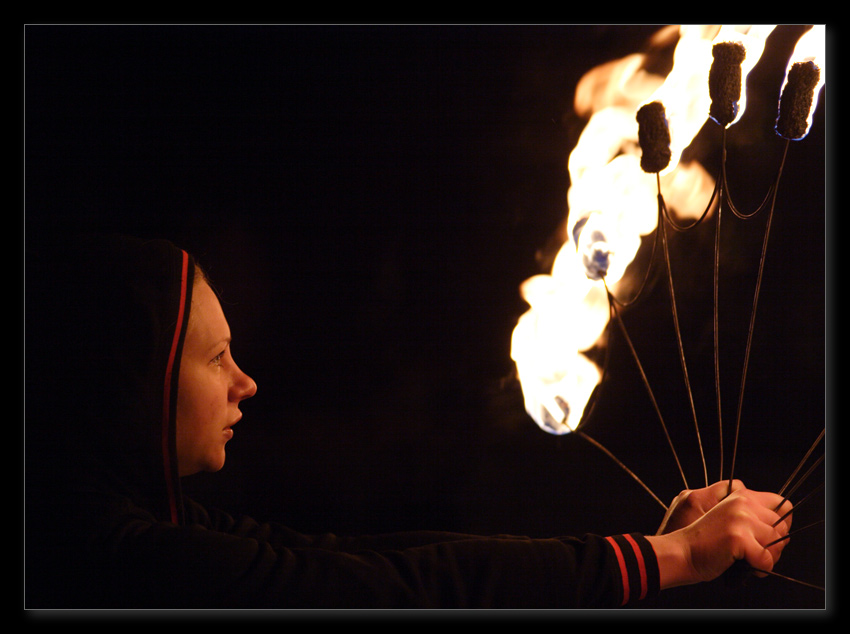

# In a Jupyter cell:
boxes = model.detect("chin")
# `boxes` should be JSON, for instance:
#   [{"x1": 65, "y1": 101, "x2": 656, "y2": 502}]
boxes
[{"x1": 207, "y1": 454, "x2": 227, "y2": 473}]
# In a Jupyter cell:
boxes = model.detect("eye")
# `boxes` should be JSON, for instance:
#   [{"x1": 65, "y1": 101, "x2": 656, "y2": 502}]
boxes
[{"x1": 210, "y1": 350, "x2": 226, "y2": 367}]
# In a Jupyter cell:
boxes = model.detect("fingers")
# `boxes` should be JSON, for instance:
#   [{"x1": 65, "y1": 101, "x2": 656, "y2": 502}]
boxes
[
  {"x1": 658, "y1": 480, "x2": 752, "y2": 535},
  {"x1": 696, "y1": 479, "x2": 745, "y2": 505},
  {"x1": 772, "y1": 496, "x2": 794, "y2": 531},
  {"x1": 721, "y1": 491, "x2": 792, "y2": 574},
  {"x1": 743, "y1": 538, "x2": 780, "y2": 576},
  {"x1": 724, "y1": 479, "x2": 745, "y2": 496},
  {"x1": 665, "y1": 481, "x2": 796, "y2": 584},
  {"x1": 734, "y1": 489, "x2": 793, "y2": 532},
  {"x1": 742, "y1": 516, "x2": 788, "y2": 575}
]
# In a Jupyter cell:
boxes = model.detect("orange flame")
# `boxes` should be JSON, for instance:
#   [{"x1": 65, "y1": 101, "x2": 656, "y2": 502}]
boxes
[
  {"x1": 779, "y1": 25, "x2": 825, "y2": 139},
  {"x1": 511, "y1": 26, "x2": 787, "y2": 434}
]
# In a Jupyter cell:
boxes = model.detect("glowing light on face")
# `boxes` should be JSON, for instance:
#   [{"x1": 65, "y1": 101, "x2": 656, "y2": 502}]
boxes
[{"x1": 510, "y1": 26, "x2": 789, "y2": 434}]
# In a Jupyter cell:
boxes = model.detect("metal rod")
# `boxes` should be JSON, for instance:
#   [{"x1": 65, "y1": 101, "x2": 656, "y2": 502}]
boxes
[
  {"x1": 714, "y1": 152, "x2": 724, "y2": 482},
  {"x1": 727, "y1": 140, "x2": 790, "y2": 494},
  {"x1": 604, "y1": 278, "x2": 690, "y2": 490},
  {"x1": 777, "y1": 428, "x2": 825, "y2": 498},
  {"x1": 748, "y1": 567, "x2": 825, "y2": 592},
  {"x1": 660, "y1": 195, "x2": 708, "y2": 487},
  {"x1": 576, "y1": 430, "x2": 668, "y2": 511},
  {"x1": 765, "y1": 519, "x2": 824, "y2": 548},
  {"x1": 773, "y1": 481, "x2": 824, "y2": 528},
  {"x1": 774, "y1": 454, "x2": 825, "y2": 513}
]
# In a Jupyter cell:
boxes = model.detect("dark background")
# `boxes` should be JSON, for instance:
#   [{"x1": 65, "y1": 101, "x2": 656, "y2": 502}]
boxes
[{"x1": 24, "y1": 24, "x2": 827, "y2": 610}]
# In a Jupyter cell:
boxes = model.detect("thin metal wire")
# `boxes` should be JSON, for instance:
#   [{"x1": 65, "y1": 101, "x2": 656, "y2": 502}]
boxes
[
  {"x1": 773, "y1": 481, "x2": 824, "y2": 528},
  {"x1": 564, "y1": 82, "x2": 821, "y2": 599},
  {"x1": 765, "y1": 519, "x2": 825, "y2": 548},
  {"x1": 576, "y1": 430, "x2": 668, "y2": 511},
  {"x1": 777, "y1": 428, "x2": 825, "y2": 499},
  {"x1": 604, "y1": 277, "x2": 690, "y2": 490},
  {"x1": 748, "y1": 567, "x2": 825, "y2": 592},
  {"x1": 713, "y1": 173, "x2": 724, "y2": 482},
  {"x1": 726, "y1": 139, "x2": 791, "y2": 494},
  {"x1": 660, "y1": 170, "x2": 720, "y2": 232},
  {"x1": 606, "y1": 214, "x2": 662, "y2": 309},
  {"x1": 659, "y1": 193, "x2": 709, "y2": 488},
  {"x1": 721, "y1": 128, "x2": 781, "y2": 221},
  {"x1": 775, "y1": 454, "x2": 824, "y2": 512},
  {"x1": 732, "y1": 427, "x2": 824, "y2": 590}
]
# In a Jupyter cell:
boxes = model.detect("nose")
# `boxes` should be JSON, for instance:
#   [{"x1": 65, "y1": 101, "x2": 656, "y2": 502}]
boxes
[{"x1": 230, "y1": 363, "x2": 257, "y2": 402}]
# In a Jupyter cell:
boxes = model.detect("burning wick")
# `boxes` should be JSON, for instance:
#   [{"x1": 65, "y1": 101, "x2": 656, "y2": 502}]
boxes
[
  {"x1": 635, "y1": 98, "x2": 711, "y2": 487},
  {"x1": 581, "y1": 231, "x2": 612, "y2": 281},
  {"x1": 708, "y1": 41, "x2": 746, "y2": 126},
  {"x1": 776, "y1": 60, "x2": 821, "y2": 140},
  {"x1": 512, "y1": 25, "x2": 825, "y2": 594},
  {"x1": 636, "y1": 101, "x2": 672, "y2": 174},
  {"x1": 512, "y1": 23, "x2": 822, "y2": 494}
]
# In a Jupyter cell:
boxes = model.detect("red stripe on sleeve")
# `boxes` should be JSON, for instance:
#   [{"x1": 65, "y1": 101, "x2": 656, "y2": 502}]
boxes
[
  {"x1": 605, "y1": 535, "x2": 630, "y2": 606},
  {"x1": 623, "y1": 533, "x2": 649, "y2": 600}
]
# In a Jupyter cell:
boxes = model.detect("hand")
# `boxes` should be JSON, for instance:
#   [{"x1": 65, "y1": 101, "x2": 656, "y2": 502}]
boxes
[
  {"x1": 656, "y1": 479, "x2": 745, "y2": 535},
  {"x1": 647, "y1": 482, "x2": 792, "y2": 589}
]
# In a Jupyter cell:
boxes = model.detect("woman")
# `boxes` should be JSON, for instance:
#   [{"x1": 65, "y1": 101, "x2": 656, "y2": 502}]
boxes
[{"x1": 25, "y1": 234, "x2": 791, "y2": 608}]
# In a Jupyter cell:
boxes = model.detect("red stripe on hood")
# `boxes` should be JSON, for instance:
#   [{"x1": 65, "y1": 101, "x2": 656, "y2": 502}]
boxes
[{"x1": 161, "y1": 250, "x2": 190, "y2": 524}]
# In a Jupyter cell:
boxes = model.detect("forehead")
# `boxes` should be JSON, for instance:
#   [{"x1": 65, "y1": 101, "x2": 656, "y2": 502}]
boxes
[{"x1": 186, "y1": 279, "x2": 230, "y2": 348}]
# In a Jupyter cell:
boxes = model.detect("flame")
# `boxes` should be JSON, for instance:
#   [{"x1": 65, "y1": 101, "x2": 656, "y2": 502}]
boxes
[
  {"x1": 511, "y1": 26, "x2": 785, "y2": 434},
  {"x1": 779, "y1": 25, "x2": 826, "y2": 139}
]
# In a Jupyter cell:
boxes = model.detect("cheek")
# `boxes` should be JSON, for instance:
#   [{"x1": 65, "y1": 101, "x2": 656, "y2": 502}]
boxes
[
  {"x1": 177, "y1": 369, "x2": 207, "y2": 432},
  {"x1": 177, "y1": 373, "x2": 224, "y2": 440},
  {"x1": 176, "y1": 374, "x2": 230, "y2": 475},
  {"x1": 179, "y1": 375, "x2": 225, "y2": 425}
]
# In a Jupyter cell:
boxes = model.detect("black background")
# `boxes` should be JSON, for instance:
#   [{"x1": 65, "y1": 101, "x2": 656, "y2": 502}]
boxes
[{"x1": 24, "y1": 24, "x2": 827, "y2": 610}]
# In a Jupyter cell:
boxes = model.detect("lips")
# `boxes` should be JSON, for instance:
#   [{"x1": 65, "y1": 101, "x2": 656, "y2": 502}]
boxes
[{"x1": 223, "y1": 411, "x2": 242, "y2": 439}]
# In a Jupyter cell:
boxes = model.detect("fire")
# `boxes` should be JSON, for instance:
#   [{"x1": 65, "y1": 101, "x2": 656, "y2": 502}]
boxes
[
  {"x1": 778, "y1": 25, "x2": 825, "y2": 140},
  {"x1": 510, "y1": 25, "x2": 797, "y2": 435}
]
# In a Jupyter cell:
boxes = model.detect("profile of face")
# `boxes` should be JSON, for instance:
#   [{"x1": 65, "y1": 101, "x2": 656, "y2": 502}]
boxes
[{"x1": 176, "y1": 276, "x2": 257, "y2": 477}]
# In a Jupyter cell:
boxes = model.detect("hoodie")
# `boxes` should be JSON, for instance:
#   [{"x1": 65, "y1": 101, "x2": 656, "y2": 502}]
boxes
[{"x1": 25, "y1": 234, "x2": 659, "y2": 609}]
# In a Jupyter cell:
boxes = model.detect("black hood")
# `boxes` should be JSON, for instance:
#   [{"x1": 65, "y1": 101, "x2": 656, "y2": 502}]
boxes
[{"x1": 26, "y1": 234, "x2": 195, "y2": 525}]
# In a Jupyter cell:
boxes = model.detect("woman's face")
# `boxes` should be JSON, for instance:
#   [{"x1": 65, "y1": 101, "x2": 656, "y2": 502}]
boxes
[{"x1": 176, "y1": 278, "x2": 257, "y2": 477}]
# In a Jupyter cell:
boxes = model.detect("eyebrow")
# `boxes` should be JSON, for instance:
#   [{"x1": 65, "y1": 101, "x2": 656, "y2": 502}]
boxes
[{"x1": 206, "y1": 336, "x2": 232, "y2": 355}]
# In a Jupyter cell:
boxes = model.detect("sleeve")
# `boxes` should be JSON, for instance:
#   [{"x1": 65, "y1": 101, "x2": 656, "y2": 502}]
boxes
[
  {"x1": 604, "y1": 533, "x2": 661, "y2": 606},
  {"x1": 86, "y1": 496, "x2": 658, "y2": 609}
]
